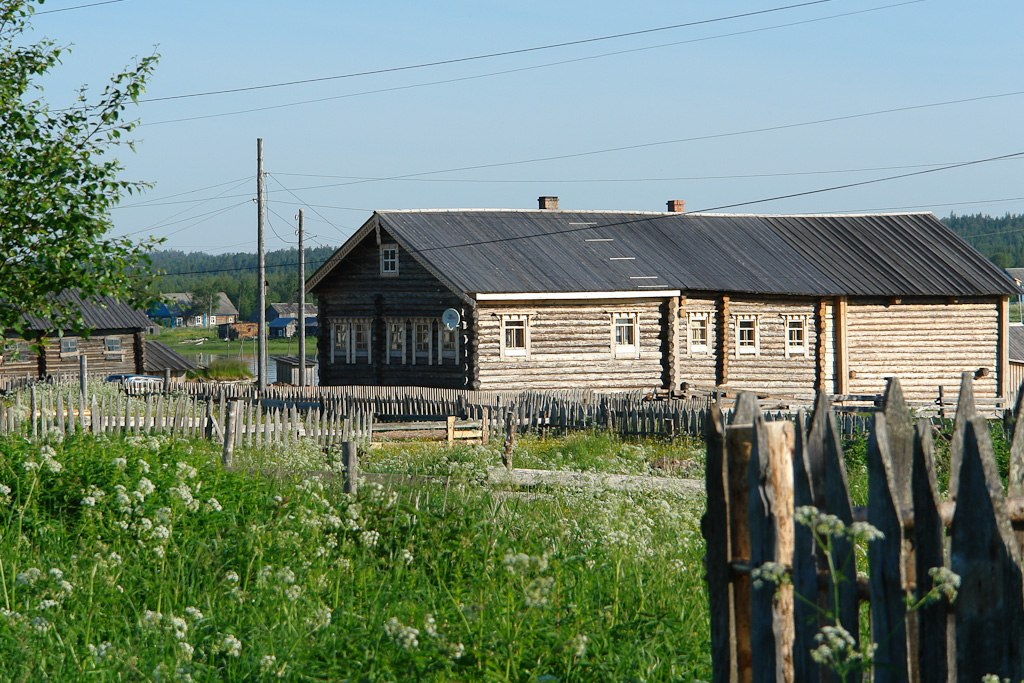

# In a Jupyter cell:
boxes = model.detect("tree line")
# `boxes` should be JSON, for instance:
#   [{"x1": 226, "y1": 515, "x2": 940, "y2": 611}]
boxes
[
  {"x1": 149, "y1": 246, "x2": 336, "y2": 321},
  {"x1": 942, "y1": 213, "x2": 1024, "y2": 268}
]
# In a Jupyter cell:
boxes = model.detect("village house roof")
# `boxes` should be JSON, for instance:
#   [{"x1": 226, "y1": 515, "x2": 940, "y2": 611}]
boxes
[
  {"x1": 155, "y1": 292, "x2": 239, "y2": 317},
  {"x1": 22, "y1": 291, "x2": 152, "y2": 332},
  {"x1": 267, "y1": 303, "x2": 318, "y2": 320},
  {"x1": 143, "y1": 340, "x2": 197, "y2": 373},
  {"x1": 308, "y1": 209, "x2": 1019, "y2": 300}
]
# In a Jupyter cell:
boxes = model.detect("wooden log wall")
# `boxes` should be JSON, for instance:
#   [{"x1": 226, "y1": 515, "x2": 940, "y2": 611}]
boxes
[
  {"x1": 845, "y1": 300, "x2": 1000, "y2": 403},
  {"x1": 40, "y1": 333, "x2": 140, "y2": 377},
  {"x1": 679, "y1": 296, "x2": 719, "y2": 390},
  {"x1": 311, "y1": 222, "x2": 470, "y2": 388},
  {"x1": 725, "y1": 298, "x2": 819, "y2": 398},
  {"x1": 704, "y1": 374, "x2": 1024, "y2": 682},
  {"x1": 474, "y1": 300, "x2": 666, "y2": 392}
]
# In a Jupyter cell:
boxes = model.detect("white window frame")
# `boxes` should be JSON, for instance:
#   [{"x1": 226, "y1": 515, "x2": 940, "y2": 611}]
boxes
[
  {"x1": 734, "y1": 315, "x2": 760, "y2": 356},
  {"x1": 386, "y1": 319, "x2": 407, "y2": 365},
  {"x1": 785, "y1": 315, "x2": 809, "y2": 358},
  {"x1": 412, "y1": 318, "x2": 433, "y2": 365},
  {"x1": 194, "y1": 315, "x2": 203, "y2": 326},
  {"x1": 611, "y1": 312, "x2": 640, "y2": 359},
  {"x1": 210, "y1": 315, "x2": 217, "y2": 326},
  {"x1": 500, "y1": 315, "x2": 530, "y2": 359},
  {"x1": 687, "y1": 311, "x2": 710, "y2": 355},
  {"x1": 380, "y1": 243, "x2": 399, "y2": 277},
  {"x1": 175, "y1": 317, "x2": 183, "y2": 327},
  {"x1": 60, "y1": 337, "x2": 79, "y2": 357},
  {"x1": 330, "y1": 318, "x2": 373, "y2": 365},
  {"x1": 438, "y1": 324, "x2": 459, "y2": 364}
]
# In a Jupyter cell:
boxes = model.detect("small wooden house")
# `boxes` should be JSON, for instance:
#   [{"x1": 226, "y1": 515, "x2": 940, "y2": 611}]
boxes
[
  {"x1": 307, "y1": 201, "x2": 1019, "y2": 403},
  {"x1": 272, "y1": 356, "x2": 317, "y2": 386},
  {"x1": 149, "y1": 292, "x2": 239, "y2": 328},
  {"x1": 1, "y1": 292, "x2": 152, "y2": 381}
]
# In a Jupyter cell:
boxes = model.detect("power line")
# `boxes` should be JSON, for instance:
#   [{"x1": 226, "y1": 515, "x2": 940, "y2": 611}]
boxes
[
  {"x1": 141, "y1": 1, "x2": 920, "y2": 127},
  {"x1": 268, "y1": 90, "x2": 1024, "y2": 194},
  {"x1": 266, "y1": 174, "x2": 347, "y2": 236},
  {"x1": 114, "y1": 176, "x2": 250, "y2": 210},
  {"x1": 35, "y1": 0, "x2": 125, "y2": 15},
  {"x1": 136, "y1": 1, "x2": 836, "y2": 104},
  {"x1": 397, "y1": 151, "x2": 1024, "y2": 255}
]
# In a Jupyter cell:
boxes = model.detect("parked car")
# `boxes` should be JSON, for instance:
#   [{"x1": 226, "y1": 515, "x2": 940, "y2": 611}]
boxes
[{"x1": 104, "y1": 374, "x2": 164, "y2": 392}]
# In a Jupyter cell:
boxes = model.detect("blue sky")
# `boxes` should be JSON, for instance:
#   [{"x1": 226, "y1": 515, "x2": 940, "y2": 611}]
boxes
[{"x1": 28, "y1": 0, "x2": 1024, "y2": 254}]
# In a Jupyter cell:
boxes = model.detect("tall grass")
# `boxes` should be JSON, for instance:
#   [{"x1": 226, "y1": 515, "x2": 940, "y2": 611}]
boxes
[{"x1": 0, "y1": 432, "x2": 710, "y2": 680}]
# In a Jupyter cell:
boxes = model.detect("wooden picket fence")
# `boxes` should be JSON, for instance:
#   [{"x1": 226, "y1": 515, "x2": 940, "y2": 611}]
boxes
[
  {"x1": 0, "y1": 386, "x2": 373, "y2": 448},
  {"x1": 704, "y1": 372, "x2": 1024, "y2": 682}
]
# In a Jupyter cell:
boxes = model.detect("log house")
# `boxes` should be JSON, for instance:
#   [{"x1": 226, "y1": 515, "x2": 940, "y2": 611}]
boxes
[{"x1": 307, "y1": 202, "x2": 1018, "y2": 403}]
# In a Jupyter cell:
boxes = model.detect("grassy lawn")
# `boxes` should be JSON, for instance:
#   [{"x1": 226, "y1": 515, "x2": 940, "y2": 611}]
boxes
[
  {"x1": 0, "y1": 431, "x2": 711, "y2": 681},
  {"x1": 149, "y1": 326, "x2": 316, "y2": 358}
]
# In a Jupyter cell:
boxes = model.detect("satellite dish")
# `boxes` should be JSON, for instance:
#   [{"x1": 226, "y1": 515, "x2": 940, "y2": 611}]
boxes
[{"x1": 442, "y1": 308, "x2": 461, "y2": 330}]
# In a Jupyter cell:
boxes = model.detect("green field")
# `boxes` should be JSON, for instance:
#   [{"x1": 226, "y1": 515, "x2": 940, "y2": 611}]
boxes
[
  {"x1": 150, "y1": 326, "x2": 317, "y2": 359},
  {"x1": 0, "y1": 431, "x2": 711, "y2": 681}
]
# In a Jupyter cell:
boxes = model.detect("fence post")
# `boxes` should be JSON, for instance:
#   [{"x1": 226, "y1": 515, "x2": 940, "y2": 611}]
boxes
[
  {"x1": 79, "y1": 354, "x2": 87, "y2": 406},
  {"x1": 30, "y1": 385, "x2": 37, "y2": 439},
  {"x1": 747, "y1": 413, "x2": 795, "y2": 683},
  {"x1": 503, "y1": 410, "x2": 515, "y2": 470},
  {"x1": 447, "y1": 415, "x2": 456, "y2": 445},
  {"x1": 342, "y1": 441, "x2": 358, "y2": 495},
  {"x1": 221, "y1": 400, "x2": 237, "y2": 468}
]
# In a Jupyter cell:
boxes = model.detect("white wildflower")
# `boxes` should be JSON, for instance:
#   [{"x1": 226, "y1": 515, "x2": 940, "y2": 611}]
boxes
[
  {"x1": 568, "y1": 633, "x2": 589, "y2": 658},
  {"x1": 87, "y1": 641, "x2": 113, "y2": 660},
  {"x1": 221, "y1": 633, "x2": 242, "y2": 657},
  {"x1": 424, "y1": 614, "x2": 438, "y2": 637},
  {"x1": 360, "y1": 530, "x2": 380, "y2": 548},
  {"x1": 384, "y1": 617, "x2": 419, "y2": 650},
  {"x1": 48, "y1": 568, "x2": 64, "y2": 580},
  {"x1": 285, "y1": 585, "x2": 302, "y2": 601},
  {"x1": 524, "y1": 576, "x2": 555, "y2": 607},
  {"x1": 37, "y1": 599, "x2": 60, "y2": 610},
  {"x1": 0, "y1": 483, "x2": 11, "y2": 505},
  {"x1": 58, "y1": 580, "x2": 73, "y2": 595},
  {"x1": 176, "y1": 462, "x2": 198, "y2": 480},
  {"x1": 178, "y1": 641, "x2": 194, "y2": 660},
  {"x1": 307, "y1": 605, "x2": 332, "y2": 630},
  {"x1": 184, "y1": 606, "x2": 204, "y2": 622},
  {"x1": 142, "y1": 610, "x2": 163, "y2": 628},
  {"x1": 170, "y1": 615, "x2": 188, "y2": 640},
  {"x1": 31, "y1": 616, "x2": 50, "y2": 632},
  {"x1": 205, "y1": 497, "x2": 222, "y2": 512},
  {"x1": 401, "y1": 548, "x2": 414, "y2": 565},
  {"x1": 751, "y1": 561, "x2": 790, "y2": 589},
  {"x1": 22, "y1": 460, "x2": 40, "y2": 472},
  {"x1": 112, "y1": 457, "x2": 127, "y2": 469},
  {"x1": 260, "y1": 655, "x2": 277, "y2": 673},
  {"x1": 448, "y1": 642, "x2": 465, "y2": 660},
  {"x1": 136, "y1": 477, "x2": 155, "y2": 497},
  {"x1": 928, "y1": 566, "x2": 962, "y2": 603},
  {"x1": 275, "y1": 567, "x2": 296, "y2": 585},
  {"x1": 224, "y1": 570, "x2": 240, "y2": 583},
  {"x1": 16, "y1": 568, "x2": 42, "y2": 586}
]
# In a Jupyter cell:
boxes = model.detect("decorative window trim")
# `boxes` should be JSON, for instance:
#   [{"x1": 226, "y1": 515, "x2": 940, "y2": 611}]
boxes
[
  {"x1": 500, "y1": 314, "x2": 530, "y2": 359},
  {"x1": 687, "y1": 311, "x2": 710, "y2": 355},
  {"x1": 380, "y1": 243, "x2": 399, "y2": 277},
  {"x1": 386, "y1": 319, "x2": 407, "y2": 365},
  {"x1": 412, "y1": 318, "x2": 434, "y2": 366},
  {"x1": 734, "y1": 315, "x2": 760, "y2": 356},
  {"x1": 330, "y1": 317, "x2": 372, "y2": 365},
  {"x1": 210, "y1": 315, "x2": 217, "y2": 326},
  {"x1": 194, "y1": 315, "x2": 203, "y2": 326},
  {"x1": 785, "y1": 315, "x2": 809, "y2": 358},
  {"x1": 611, "y1": 312, "x2": 640, "y2": 359},
  {"x1": 438, "y1": 323, "x2": 460, "y2": 364}
]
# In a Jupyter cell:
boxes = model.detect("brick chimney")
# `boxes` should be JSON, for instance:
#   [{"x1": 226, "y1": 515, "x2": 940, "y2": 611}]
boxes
[
  {"x1": 666, "y1": 199, "x2": 685, "y2": 213},
  {"x1": 538, "y1": 196, "x2": 559, "y2": 210}
]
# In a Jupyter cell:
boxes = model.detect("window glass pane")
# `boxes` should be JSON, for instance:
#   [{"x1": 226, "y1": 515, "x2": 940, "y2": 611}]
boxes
[
  {"x1": 105, "y1": 337, "x2": 122, "y2": 352},
  {"x1": 614, "y1": 316, "x2": 635, "y2": 346},
  {"x1": 738, "y1": 319, "x2": 756, "y2": 348},
  {"x1": 441, "y1": 327, "x2": 457, "y2": 359},
  {"x1": 61, "y1": 338, "x2": 77, "y2": 353},
  {"x1": 416, "y1": 322, "x2": 430, "y2": 353},
  {"x1": 505, "y1": 320, "x2": 525, "y2": 350}
]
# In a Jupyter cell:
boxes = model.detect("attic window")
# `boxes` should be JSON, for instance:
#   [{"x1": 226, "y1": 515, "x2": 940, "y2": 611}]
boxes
[{"x1": 380, "y1": 244, "x2": 399, "y2": 277}]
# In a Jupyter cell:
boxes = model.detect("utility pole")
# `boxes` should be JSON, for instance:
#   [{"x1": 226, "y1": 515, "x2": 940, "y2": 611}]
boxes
[
  {"x1": 256, "y1": 138, "x2": 267, "y2": 392},
  {"x1": 297, "y1": 208, "x2": 307, "y2": 387}
]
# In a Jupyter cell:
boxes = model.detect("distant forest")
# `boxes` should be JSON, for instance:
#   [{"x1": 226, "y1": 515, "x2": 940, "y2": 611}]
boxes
[
  {"x1": 147, "y1": 213, "x2": 1024, "y2": 320},
  {"x1": 942, "y1": 213, "x2": 1024, "y2": 268},
  {"x1": 149, "y1": 246, "x2": 336, "y2": 320}
]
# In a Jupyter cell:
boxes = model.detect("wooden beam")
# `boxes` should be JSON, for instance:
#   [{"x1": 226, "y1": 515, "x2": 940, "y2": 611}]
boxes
[
  {"x1": 668, "y1": 295, "x2": 681, "y2": 391},
  {"x1": 999, "y1": 296, "x2": 1010, "y2": 399},
  {"x1": 474, "y1": 290, "x2": 681, "y2": 301},
  {"x1": 816, "y1": 299, "x2": 827, "y2": 393},
  {"x1": 717, "y1": 295, "x2": 730, "y2": 387},
  {"x1": 834, "y1": 297, "x2": 849, "y2": 395}
]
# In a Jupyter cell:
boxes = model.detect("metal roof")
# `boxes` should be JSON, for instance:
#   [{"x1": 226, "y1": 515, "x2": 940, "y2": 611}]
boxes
[
  {"x1": 310, "y1": 209, "x2": 1018, "y2": 299},
  {"x1": 144, "y1": 340, "x2": 197, "y2": 373},
  {"x1": 1010, "y1": 326, "x2": 1024, "y2": 363},
  {"x1": 23, "y1": 291, "x2": 153, "y2": 332}
]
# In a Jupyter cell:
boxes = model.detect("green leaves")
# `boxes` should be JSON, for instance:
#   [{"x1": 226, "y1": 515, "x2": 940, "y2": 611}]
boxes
[{"x1": 0, "y1": 0, "x2": 161, "y2": 339}]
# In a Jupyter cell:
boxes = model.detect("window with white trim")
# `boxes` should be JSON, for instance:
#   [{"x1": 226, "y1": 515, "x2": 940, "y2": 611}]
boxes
[
  {"x1": 386, "y1": 319, "x2": 406, "y2": 365},
  {"x1": 439, "y1": 325, "x2": 459, "y2": 364},
  {"x1": 210, "y1": 315, "x2": 217, "y2": 325},
  {"x1": 413, "y1": 319, "x2": 433, "y2": 365},
  {"x1": 331, "y1": 318, "x2": 372, "y2": 365},
  {"x1": 785, "y1": 315, "x2": 809, "y2": 358},
  {"x1": 60, "y1": 337, "x2": 79, "y2": 357},
  {"x1": 500, "y1": 315, "x2": 529, "y2": 358},
  {"x1": 612, "y1": 312, "x2": 639, "y2": 358},
  {"x1": 194, "y1": 315, "x2": 203, "y2": 326},
  {"x1": 688, "y1": 312, "x2": 710, "y2": 354},
  {"x1": 380, "y1": 244, "x2": 399, "y2": 276},
  {"x1": 734, "y1": 315, "x2": 759, "y2": 356}
]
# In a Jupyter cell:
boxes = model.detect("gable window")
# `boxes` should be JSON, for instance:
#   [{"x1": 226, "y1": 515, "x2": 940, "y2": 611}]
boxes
[
  {"x1": 60, "y1": 337, "x2": 79, "y2": 357},
  {"x1": 439, "y1": 325, "x2": 459, "y2": 364},
  {"x1": 734, "y1": 315, "x2": 759, "y2": 356},
  {"x1": 413, "y1": 319, "x2": 433, "y2": 365},
  {"x1": 688, "y1": 312, "x2": 710, "y2": 354},
  {"x1": 612, "y1": 312, "x2": 639, "y2": 358},
  {"x1": 785, "y1": 315, "x2": 809, "y2": 358},
  {"x1": 386, "y1": 319, "x2": 406, "y2": 365},
  {"x1": 380, "y1": 244, "x2": 399, "y2": 277},
  {"x1": 500, "y1": 315, "x2": 529, "y2": 359}
]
